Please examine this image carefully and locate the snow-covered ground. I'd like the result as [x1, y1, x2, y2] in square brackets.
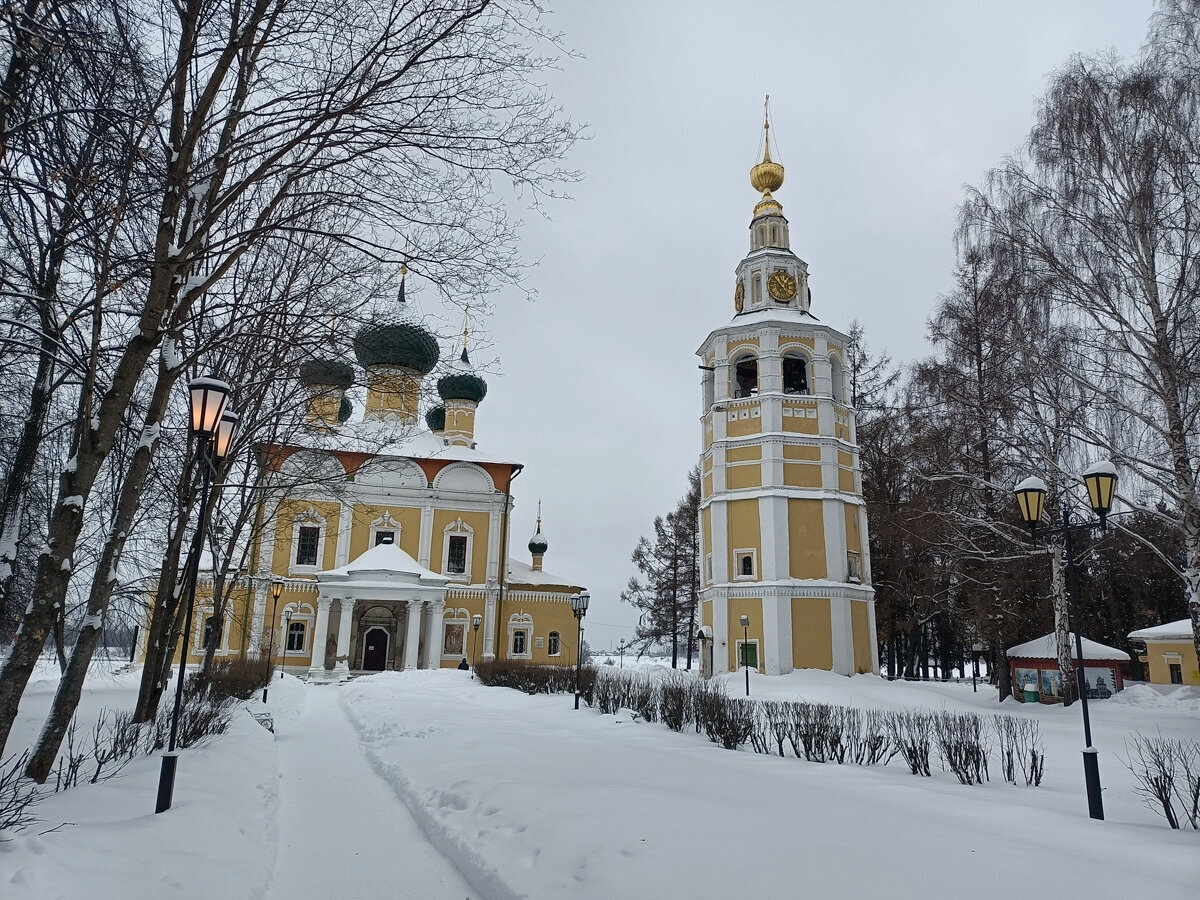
[2, 662, 1197, 898]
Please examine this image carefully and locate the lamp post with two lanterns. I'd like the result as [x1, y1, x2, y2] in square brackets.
[571, 590, 590, 709]
[155, 376, 238, 815]
[1012, 459, 1118, 821]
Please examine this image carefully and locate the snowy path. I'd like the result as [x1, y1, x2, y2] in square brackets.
[269, 684, 474, 900]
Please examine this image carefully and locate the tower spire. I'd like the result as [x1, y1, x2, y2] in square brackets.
[750, 95, 785, 200]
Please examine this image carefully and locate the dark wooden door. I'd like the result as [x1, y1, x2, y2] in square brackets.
[363, 628, 388, 671]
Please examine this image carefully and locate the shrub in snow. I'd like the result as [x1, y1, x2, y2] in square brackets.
[593, 669, 622, 715]
[1123, 734, 1200, 829]
[658, 675, 691, 732]
[933, 712, 990, 785]
[0, 752, 42, 834]
[886, 710, 933, 777]
[474, 660, 597, 702]
[199, 656, 273, 702]
[994, 715, 1044, 787]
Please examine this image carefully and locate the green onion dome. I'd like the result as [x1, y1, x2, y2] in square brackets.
[299, 358, 354, 389]
[337, 395, 353, 423]
[437, 347, 487, 403]
[425, 405, 446, 432]
[528, 530, 548, 555]
[353, 323, 440, 375]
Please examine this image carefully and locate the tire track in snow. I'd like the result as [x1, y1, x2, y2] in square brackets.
[339, 687, 524, 900]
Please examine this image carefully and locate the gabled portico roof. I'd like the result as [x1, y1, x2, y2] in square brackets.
[317, 543, 449, 593]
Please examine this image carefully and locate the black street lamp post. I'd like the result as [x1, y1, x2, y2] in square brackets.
[571, 590, 590, 709]
[740, 614, 750, 696]
[617, 638, 626, 670]
[281, 608, 293, 679]
[1013, 460, 1118, 821]
[155, 377, 234, 815]
[264, 578, 283, 701]
[471, 613, 482, 679]
[971, 642, 983, 693]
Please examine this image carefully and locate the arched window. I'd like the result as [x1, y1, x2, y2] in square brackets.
[783, 354, 809, 395]
[752, 275, 762, 304]
[286, 621, 306, 652]
[741, 556, 753, 576]
[830, 354, 845, 404]
[770, 225, 778, 245]
[733, 356, 758, 398]
[548, 631, 561, 656]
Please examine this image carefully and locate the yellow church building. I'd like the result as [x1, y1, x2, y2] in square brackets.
[151, 308, 584, 676]
[697, 114, 878, 677]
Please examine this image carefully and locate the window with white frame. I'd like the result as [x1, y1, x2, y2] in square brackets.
[507, 612, 533, 659]
[286, 621, 306, 652]
[736, 639, 760, 671]
[290, 509, 326, 572]
[370, 511, 401, 548]
[548, 631, 561, 656]
[735, 549, 757, 580]
[442, 608, 468, 657]
[195, 610, 231, 653]
[442, 519, 474, 581]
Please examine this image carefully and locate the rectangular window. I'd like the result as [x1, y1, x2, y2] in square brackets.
[295, 525, 320, 566]
[737, 640, 758, 670]
[548, 631, 561, 656]
[374, 530, 395, 546]
[447, 534, 468, 575]
[443, 623, 465, 656]
[1169, 663, 1183, 684]
[286, 622, 306, 652]
[511, 630, 527, 656]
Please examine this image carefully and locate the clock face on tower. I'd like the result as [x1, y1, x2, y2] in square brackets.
[734, 281, 744, 312]
[768, 270, 798, 301]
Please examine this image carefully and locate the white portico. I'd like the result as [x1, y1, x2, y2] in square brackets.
[309, 542, 449, 677]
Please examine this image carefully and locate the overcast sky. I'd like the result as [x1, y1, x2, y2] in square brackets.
[443, 1, 1155, 652]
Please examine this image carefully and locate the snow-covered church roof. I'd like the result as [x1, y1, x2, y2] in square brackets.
[1007, 633, 1129, 661]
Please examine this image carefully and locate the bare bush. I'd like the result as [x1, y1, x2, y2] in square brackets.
[1125, 734, 1200, 829]
[0, 752, 41, 833]
[994, 715, 1044, 786]
[659, 675, 691, 732]
[887, 710, 932, 776]
[933, 712, 990, 785]
[200, 657, 273, 702]
[593, 669, 622, 715]
[627, 677, 658, 724]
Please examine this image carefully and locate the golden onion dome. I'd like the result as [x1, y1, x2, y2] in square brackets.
[750, 114, 784, 196]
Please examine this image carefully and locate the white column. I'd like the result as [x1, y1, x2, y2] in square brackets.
[425, 601, 445, 669]
[866, 596, 880, 673]
[333, 597, 356, 671]
[308, 595, 333, 676]
[248, 580, 268, 658]
[486, 504, 502, 583]
[404, 599, 423, 669]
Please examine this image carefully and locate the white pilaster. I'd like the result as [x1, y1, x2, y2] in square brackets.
[418, 504, 434, 568]
[308, 595, 333, 676]
[712, 593, 730, 674]
[482, 585, 499, 660]
[486, 502, 503, 583]
[333, 597, 356, 671]
[249, 506, 279, 655]
[822, 498, 844, 582]
[866, 597, 880, 673]
[404, 599, 423, 669]
[425, 601, 445, 669]
[830, 598, 853, 676]
[334, 502, 353, 566]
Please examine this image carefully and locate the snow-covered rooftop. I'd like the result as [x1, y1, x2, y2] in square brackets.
[1128, 619, 1194, 642]
[275, 418, 521, 467]
[1007, 633, 1129, 661]
[505, 556, 579, 589]
[319, 542, 447, 587]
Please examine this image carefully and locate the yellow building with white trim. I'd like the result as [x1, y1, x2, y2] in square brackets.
[696, 113, 878, 677]
[147, 313, 583, 675]
[1129, 620, 1200, 686]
